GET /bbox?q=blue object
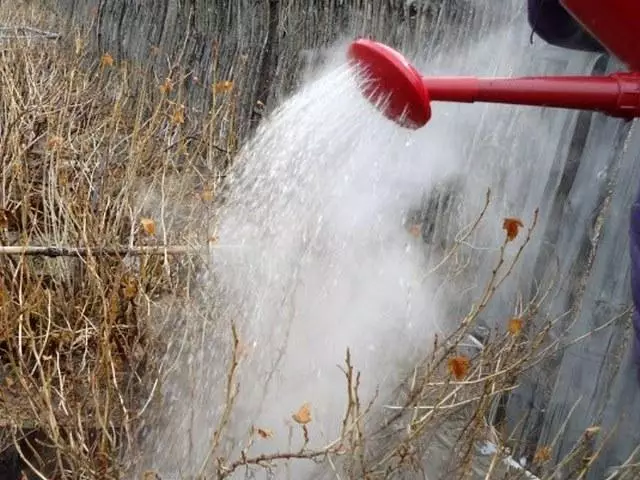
[527,0,605,53]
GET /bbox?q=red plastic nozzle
[347,38,640,129]
[347,39,431,129]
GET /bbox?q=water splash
[207,60,462,475]
[137,13,599,479]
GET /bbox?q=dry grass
[0,3,637,480]
[0,3,235,478]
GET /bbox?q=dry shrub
[0,3,635,480]
[0,3,236,478]
[180,190,630,480]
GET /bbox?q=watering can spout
[347,38,640,130]
[347,39,432,129]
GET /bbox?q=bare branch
[0,245,213,257]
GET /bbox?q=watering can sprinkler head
[347,39,432,129]
[347,38,640,130]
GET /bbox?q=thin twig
[0,25,60,40]
[0,245,212,256]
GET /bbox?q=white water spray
[138,15,598,479]
[207,59,463,474]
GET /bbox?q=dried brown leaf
[447,355,470,380]
[100,52,114,68]
[292,402,312,425]
[255,427,273,439]
[140,218,156,236]
[508,317,523,336]
[47,136,64,151]
[122,276,138,300]
[503,217,524,242]
[171,106,185,125]
[533,445,551,464]
[213,80,233,94]
[201,188,214,202]
[159,78,173,94]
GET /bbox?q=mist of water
[202,59,467,476]
[137,10,599,479]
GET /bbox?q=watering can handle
[561,0,640,72]
[423,73,640,118]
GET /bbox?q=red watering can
[347,0,640,129]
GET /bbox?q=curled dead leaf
[292,402,312,425]
[447,355,470,380]
[100,52,114,68]
[47,136,64,151]
[533,445,552,464]
[121,276,138,301]
[140,218,156,236]
[213,80,233,94]
[503,217,524,242]
[255,427,273,439]
[201,188,214,202]
[171,106,185,125]
[508,317,523,336]
[159,78,173,94]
